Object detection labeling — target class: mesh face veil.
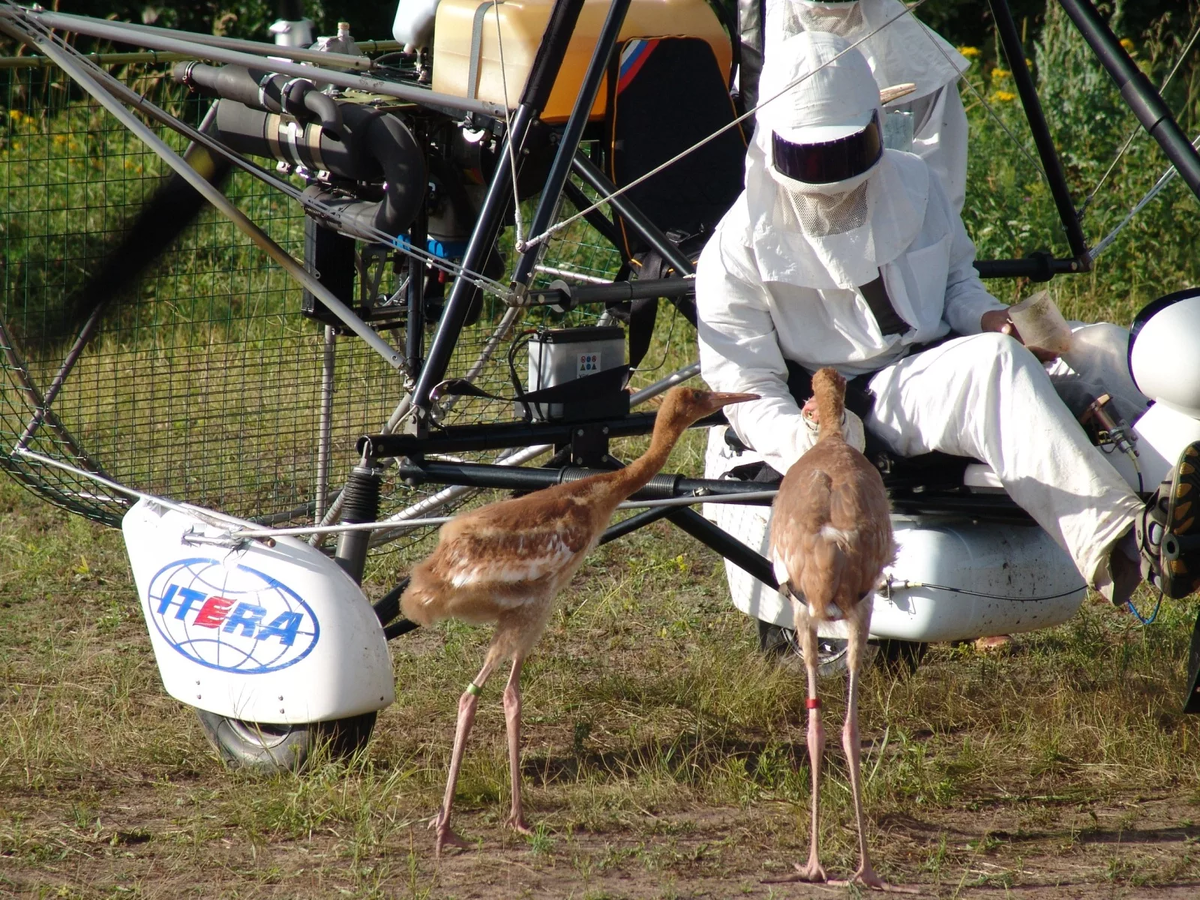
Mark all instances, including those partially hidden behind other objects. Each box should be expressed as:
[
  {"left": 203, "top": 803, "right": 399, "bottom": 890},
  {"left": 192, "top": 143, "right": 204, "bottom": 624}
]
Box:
[
  {"left": 778, "top": 179, "right": 870, "bottom": 237},
  {"left": 772, "top": 109, "right": 882, "bottom": 185}
]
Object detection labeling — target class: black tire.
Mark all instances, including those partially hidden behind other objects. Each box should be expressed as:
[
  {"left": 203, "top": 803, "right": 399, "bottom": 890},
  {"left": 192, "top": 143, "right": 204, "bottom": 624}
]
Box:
[
  {"left": 875, "top": 638, "right": 928, "bottom": 675},
  {"left": 757, "top": 619, "right": 927, "bottom": 676},
  {"left": 196, "top": 710, "right": 377, "bottom": 772},
  {"left": 757, "top": 619, "right": 852, "bottom": 676}
]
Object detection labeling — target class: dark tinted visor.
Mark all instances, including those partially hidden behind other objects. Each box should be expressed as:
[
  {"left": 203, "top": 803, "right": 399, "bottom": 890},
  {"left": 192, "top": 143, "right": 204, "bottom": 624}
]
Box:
[{"left": 771, "top": 109, "right": 882, "bottom": 185}]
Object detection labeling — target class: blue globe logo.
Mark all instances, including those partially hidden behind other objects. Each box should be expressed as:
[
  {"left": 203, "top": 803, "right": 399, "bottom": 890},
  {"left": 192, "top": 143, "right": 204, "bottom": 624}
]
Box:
[{"left": 146, "top": 557, "right": 321, "bottom": 673}]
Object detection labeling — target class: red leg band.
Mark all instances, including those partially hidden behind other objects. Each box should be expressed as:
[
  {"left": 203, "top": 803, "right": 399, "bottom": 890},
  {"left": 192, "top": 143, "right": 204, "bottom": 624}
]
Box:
[{"left": 806, "top": 698, "right": 821, "bottom": 710}]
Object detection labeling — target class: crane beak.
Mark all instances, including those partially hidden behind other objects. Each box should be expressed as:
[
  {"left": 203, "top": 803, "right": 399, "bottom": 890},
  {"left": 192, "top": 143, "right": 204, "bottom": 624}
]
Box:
[{"left": 710, "top": 391, "right": 760, "bottom": 408}]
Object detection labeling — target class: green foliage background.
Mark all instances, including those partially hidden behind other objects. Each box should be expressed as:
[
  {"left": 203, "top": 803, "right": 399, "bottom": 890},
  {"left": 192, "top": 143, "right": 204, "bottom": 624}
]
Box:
[{"left": 956, "top": 0, "right": 1200, "bottom": 319}]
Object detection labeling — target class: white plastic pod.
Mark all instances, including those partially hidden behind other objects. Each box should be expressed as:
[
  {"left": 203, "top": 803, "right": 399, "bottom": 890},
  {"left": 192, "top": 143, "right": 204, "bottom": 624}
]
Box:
[
  {"left": 122, "top": 498, "right": 395, "bottom": 725},
  {"left": 868, "top": 515, "right": 1087, "bottom": 642},
  {"left": 706, "top": 467, "right": 1087, "bottom": 642}
]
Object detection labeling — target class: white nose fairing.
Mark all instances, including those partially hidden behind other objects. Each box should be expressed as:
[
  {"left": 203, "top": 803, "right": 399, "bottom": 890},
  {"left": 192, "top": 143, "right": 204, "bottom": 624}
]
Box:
[{"left": 122, "top": 498, "right": 394, "bottom": 724}]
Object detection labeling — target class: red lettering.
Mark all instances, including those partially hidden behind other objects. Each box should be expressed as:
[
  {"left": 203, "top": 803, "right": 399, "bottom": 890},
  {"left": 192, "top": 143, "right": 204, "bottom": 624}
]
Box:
[{"left": 193, "top": 596, "right": 235, "bottom": 628}]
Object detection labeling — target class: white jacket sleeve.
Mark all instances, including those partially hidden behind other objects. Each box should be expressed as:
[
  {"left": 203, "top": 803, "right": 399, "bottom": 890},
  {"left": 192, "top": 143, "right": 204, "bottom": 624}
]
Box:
[
  {"left": 937, "top": 177, "right": 1007, "bottom": 336},
  {"left": 696, "top": 229, "right": 865, "bottom": 476}
]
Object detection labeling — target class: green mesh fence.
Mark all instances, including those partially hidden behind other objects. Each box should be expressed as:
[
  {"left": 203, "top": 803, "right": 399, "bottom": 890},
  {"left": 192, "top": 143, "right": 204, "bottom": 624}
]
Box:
[{"left": 0, "top": 52, "right": 625, "bottom": 549}]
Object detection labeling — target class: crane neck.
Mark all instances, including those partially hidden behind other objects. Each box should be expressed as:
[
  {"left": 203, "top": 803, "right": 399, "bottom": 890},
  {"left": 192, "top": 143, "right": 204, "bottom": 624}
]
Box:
[
  {"left": 613, "top": 413, "right": 690, "bottom": 497},
  {"left": 816, "top": 389, "right": 846, "bottom": 443}
]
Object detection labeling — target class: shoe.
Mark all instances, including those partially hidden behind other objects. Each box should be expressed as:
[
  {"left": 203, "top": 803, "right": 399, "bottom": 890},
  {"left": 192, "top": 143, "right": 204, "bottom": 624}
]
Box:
[{"left": 1137, "top": 441, "right": 1200, "bottom": 599}]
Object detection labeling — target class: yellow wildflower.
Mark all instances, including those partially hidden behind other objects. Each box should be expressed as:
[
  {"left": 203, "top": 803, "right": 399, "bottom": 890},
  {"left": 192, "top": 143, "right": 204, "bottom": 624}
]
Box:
[
  {"left": 8, "top": 109, "right": 22, "bottom": 122},
  {"left": 992, "top": 67, "right": 1011, "bottom": 80},
  {"left": 994, "top": 90, "right": 1017, "bottom": 102},
  {"left": 959, "top": 46, "right": 981, "bottom": 58},
  {"left": 1120, "top": 38, "right": 1134, "bottom": 51},
  {"left": 52, "top": 134, "right": 66, "bottom": 145}
]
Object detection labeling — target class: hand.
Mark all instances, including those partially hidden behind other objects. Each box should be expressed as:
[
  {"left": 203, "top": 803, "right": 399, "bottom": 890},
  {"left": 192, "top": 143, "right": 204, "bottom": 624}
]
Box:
[{"left": 980, "top": 309, "right": 1060, "bottom": 363}]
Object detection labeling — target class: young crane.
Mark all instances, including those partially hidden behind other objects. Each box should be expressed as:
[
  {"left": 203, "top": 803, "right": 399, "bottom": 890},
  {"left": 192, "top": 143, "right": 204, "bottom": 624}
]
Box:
[
  {"left": 401, "top": 385, "right": 758, "bottom": 855},
  {"left": 768, "top": 367, "right": 908, "bottom": 892}
]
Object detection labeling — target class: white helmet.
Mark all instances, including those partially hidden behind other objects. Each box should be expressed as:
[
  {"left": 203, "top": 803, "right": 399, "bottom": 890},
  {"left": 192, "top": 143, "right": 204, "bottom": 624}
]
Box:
[{"left": 757, "top": 31, "right": 883, "bottom": 186}]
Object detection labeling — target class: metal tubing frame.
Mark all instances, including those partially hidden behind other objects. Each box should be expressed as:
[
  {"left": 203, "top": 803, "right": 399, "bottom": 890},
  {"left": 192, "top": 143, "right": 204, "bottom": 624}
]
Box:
[
  {"left": 410, "top": 0, "right": 589, "bottom": 420},
  {"left": 405, "top": 185, "right": 429, "bottom": 376},
  {"left": 26, "top": 9, "right": 379, "bottom": 71},
  {"left": 4, "top": 6, "right": 504, "bottom": 117},
  {"left": 561, "top": 179, "right": 628, "bottom": 254},
  {"left": 511, "top": 0, "right": 635, "bottom": 289},
  {"left": 360, "top": 410, "right": 731, "bottom": 458},
  {"left": 395, "top": 459, "right": 776, "bottom": 502},
  {"left": 527, "top": 277, "right": 694, "bottom": 308},
  {"left": 1057, "top": 0, "right": 1200, "bottom": 204},
  {"left": 16, "top": 0, "right": 1188, "bottom": 596},
  {"left": 571, "top": 152, "right": 696, "bottom": 275},
  {"left": 992, "top": 0, "right": 1091, "bottom": 268}
]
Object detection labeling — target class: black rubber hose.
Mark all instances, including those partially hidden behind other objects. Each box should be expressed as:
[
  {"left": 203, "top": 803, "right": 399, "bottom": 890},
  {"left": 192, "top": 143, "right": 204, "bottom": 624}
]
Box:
[
  {"left": 176, "top": 62, "right": 344, "bottom": 137},
  {"left": 295, "top": 86, "right": 343, "bottom": 137},
  {"left": 214, "top": 100, "right": 426, "bottom": 235}
]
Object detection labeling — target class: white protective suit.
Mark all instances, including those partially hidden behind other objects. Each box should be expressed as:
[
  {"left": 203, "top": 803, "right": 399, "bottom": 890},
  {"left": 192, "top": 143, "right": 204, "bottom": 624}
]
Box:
[
  {"left": 700, "top": 32, "right": 1147, "bottom": 627},
  {"left": 751, "top": 0, "right": 970, "bottom": 212}
]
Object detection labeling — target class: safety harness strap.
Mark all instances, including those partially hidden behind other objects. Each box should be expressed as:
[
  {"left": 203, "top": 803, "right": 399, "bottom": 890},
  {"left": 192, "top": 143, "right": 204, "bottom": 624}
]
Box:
[{"left": 467, "top": 0, "right": 505, "bottom": 101}]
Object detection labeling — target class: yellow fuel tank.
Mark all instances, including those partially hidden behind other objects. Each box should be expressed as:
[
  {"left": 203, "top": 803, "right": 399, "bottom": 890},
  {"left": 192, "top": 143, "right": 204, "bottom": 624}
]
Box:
[{"left": 432, "top": 0, "right": 732, "bottom": 122}]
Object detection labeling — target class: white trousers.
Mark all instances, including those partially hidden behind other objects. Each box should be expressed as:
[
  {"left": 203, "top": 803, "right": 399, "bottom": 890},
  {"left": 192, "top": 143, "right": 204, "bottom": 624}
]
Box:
[
  {"left": 705, "top": 323, "right": 1148, "bottom": 623},
  {"left": 865, "top": 326, "right": 1145, "bottom": 586}
]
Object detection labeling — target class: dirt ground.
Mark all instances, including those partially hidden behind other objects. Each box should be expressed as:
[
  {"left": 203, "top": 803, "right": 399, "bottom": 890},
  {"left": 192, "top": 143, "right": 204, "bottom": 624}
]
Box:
[{"left": 5, "top": 779, "right": 1200, "bottom": 898}]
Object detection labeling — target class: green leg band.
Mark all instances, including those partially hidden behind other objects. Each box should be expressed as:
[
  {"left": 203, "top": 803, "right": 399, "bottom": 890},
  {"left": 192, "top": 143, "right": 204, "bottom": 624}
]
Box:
[{"left": 465, "top": 682, "right": 481, "bottom": 696}]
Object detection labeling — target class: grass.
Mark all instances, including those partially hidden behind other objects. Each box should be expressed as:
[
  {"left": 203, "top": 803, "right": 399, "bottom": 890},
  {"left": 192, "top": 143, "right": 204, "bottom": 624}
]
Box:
[{"left": 5, "top": 459, "right": 1200, "bottom": 896}]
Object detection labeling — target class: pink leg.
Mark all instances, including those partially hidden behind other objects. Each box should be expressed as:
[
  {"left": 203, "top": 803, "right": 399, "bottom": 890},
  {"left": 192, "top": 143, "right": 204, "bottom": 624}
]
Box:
[
  {"left": 831, "top": 601, "right": 916, "bottom": 894},
  {"left": 502, "top": 655, "right": 533, "bottom": 834},
  {"left": 431, "top": 653, "right": 499, "bottom": 856},
  {"left": 768, "top": 604, "right": 829, "bottom": 884},
  {"left": 796, "top": 614, "right": 828, "bottom": 882}
]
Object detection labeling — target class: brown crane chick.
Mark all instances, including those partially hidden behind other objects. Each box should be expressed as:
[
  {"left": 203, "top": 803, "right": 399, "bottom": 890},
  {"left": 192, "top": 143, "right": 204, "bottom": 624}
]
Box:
[
  {"left": 768, "top": 367, "right": 908, "bottom": 892},
  {"left": 401, "top": 385, "right": 758, "bottom": 855}
]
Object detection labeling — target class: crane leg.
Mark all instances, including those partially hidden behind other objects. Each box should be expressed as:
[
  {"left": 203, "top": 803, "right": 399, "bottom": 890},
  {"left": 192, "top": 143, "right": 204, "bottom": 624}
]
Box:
[
  {"left": 796, "top": 612, "right": 828, "bottom": 882},
  {"left": 834, "top": 598, "right": 916, "bottom": 893},
  {"left": 767, "top": 602, "right": 829, "bottom": 884},
  {"left": 503, "top": 654, "right": 533, "bottom": 834},
  {"left": 431, "top": 651, "right": 501, "bottom": 856}
]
